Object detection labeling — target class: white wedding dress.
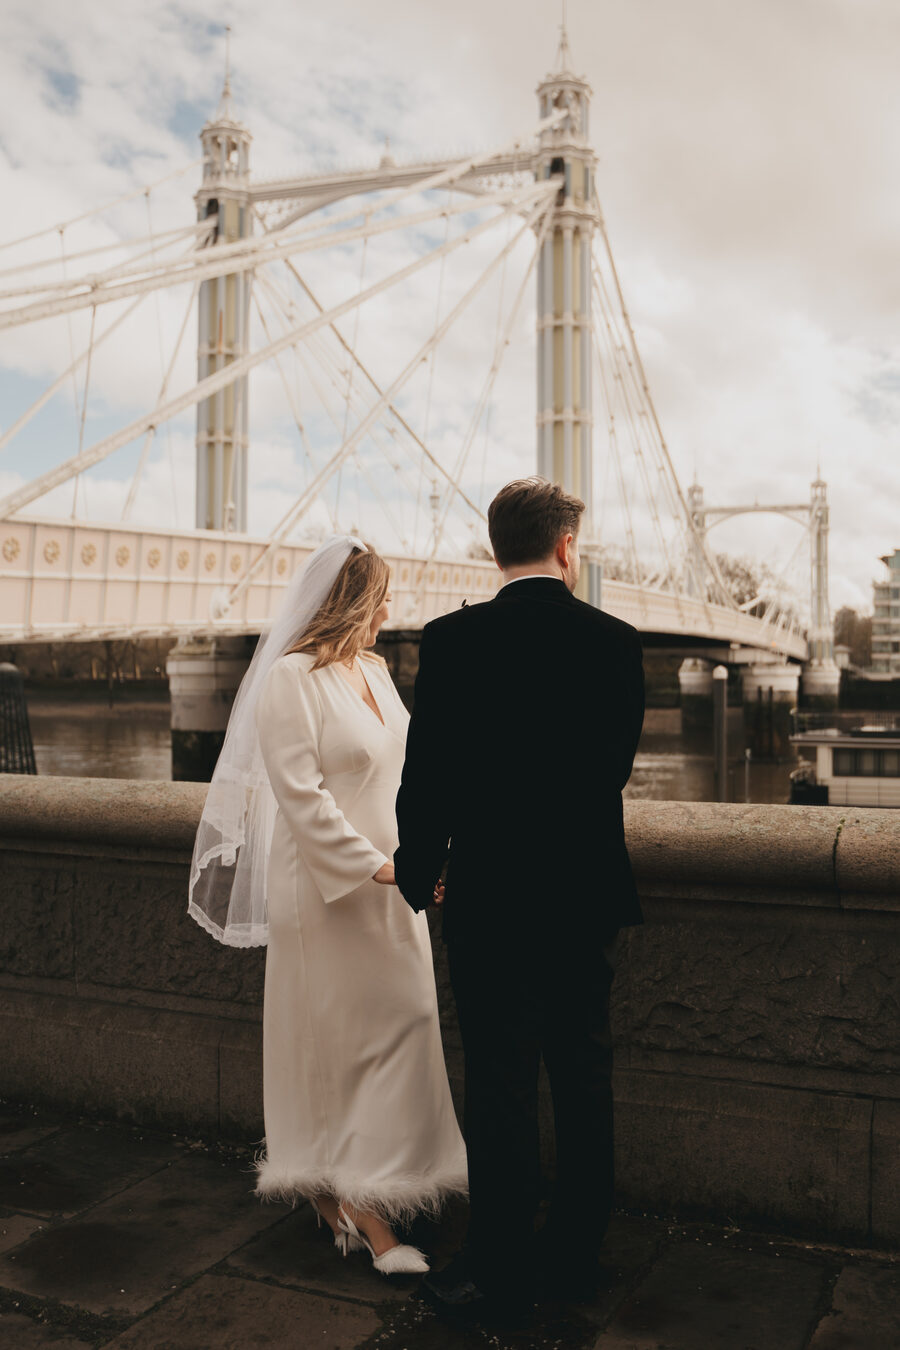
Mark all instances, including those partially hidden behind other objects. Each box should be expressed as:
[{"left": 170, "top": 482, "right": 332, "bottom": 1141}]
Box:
[{"left": 253, "top": 649, "right": 467, "bottom": 1222}]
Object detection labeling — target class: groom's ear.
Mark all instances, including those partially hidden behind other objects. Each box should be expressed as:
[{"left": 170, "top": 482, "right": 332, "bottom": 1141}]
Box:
[
  {"left": 493, "top": 555, "right": 503, "bottom": 571},
  {"left": 555, "top": 533, "right": 574, "bottom": 571}
]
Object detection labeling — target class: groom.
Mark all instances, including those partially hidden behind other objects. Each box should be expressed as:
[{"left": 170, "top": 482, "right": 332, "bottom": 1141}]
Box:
[{"left": 394, "top": 477, "right": 645, "bottom": 1312}]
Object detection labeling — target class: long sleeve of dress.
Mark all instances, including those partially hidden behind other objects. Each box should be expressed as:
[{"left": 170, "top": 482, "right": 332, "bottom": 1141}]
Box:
[{"left": 257, "top": 658, "right": 389, "bottom": 904}]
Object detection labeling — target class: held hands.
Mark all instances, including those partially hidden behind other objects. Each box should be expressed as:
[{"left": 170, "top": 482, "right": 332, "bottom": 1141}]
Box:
[{"left": 371, "top": 862, "right": 443, "bottom": 905}]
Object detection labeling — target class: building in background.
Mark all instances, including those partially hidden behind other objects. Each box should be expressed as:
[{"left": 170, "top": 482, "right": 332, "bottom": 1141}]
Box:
[{"left": 871, "top": 549, "right": 900, "bottom": 674}]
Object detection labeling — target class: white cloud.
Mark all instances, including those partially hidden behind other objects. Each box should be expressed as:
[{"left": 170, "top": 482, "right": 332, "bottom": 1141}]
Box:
[{"left": 0, "top": 0, "right": 897, "bottom": 618}]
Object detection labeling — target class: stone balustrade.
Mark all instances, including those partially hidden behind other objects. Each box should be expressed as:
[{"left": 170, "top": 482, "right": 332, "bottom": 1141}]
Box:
[{"left": 0, "top": 775, "right": 897, "bottom": 1246}]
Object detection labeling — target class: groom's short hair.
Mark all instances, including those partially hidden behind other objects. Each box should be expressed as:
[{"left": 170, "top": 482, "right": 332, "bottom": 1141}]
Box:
[{"left": 488, "top": 477, "right": 585, "bottom": 567}]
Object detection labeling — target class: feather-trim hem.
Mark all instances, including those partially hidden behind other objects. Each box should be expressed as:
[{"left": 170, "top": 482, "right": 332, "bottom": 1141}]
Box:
[{"left": 253, "top": 1156, "right": 469, "bottom": 1226}]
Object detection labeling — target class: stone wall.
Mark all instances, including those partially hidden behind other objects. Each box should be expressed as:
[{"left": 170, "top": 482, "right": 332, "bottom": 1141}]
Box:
[{"left": 0, "top": 776, "right": 897, "bottom": 1246}]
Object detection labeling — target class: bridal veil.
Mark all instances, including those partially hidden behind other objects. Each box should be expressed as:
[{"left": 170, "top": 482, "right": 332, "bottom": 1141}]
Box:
[{"left": 188, "top": 534, "right": 366, "bottom": 947}]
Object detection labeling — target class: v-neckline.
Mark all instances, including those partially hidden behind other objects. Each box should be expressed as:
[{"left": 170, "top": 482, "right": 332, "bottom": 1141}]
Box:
[{"left": 331, "top": 659, "right": 386, "bottom": 728}]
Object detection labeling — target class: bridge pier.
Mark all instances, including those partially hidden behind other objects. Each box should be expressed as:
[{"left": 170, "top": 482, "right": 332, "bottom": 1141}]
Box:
[
  {"left": 166, "top": 635, "right": 256, "bottom": 782},
  {"left": 742, "top": 663, "right": 800, "bottom": 760},
  {"left": 801, "top": 664, "right": 841, "bottom": 711},
  {"left": 678, "top": 659, "right": 714, "bottom": 733}
]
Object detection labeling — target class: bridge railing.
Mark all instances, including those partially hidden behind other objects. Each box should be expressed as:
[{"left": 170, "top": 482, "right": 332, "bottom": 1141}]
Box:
[
  {"left": 1, "top": 515, "right": 808, "bottom": 658},
  {"left": 0, "top": 516, "right": 502, "bottom": 642}
]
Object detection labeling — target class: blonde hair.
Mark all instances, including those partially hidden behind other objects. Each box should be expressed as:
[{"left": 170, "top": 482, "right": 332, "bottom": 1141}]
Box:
[{"left": 288, "top": 545, "right": 390, "bottom": 669}]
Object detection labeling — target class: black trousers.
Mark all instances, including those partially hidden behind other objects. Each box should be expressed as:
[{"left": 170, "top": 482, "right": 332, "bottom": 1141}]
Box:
[{"left": 447, "top": 929, "right": 618, "bottom": 1299}]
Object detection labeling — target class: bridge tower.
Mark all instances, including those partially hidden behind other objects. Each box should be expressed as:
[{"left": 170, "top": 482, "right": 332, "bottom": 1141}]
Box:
[
  {"left": 535, "top": 26, "right": 599, "bottom": 594},
  {"left": 194, "top": 39, "right": 252, "bottom": 533},
  {"left": 801, "top": 475, "right": 840, "bottom": 707}
]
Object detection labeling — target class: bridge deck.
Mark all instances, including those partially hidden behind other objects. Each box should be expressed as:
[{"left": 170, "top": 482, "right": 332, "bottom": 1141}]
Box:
[{"left": 0, "top": 516, "right": 807, "bottom": 660}]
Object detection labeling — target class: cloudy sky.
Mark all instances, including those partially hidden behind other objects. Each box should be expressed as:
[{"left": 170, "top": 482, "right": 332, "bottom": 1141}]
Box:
[{"left": 1, "top": 0, "right": 898, "bottom": 611}]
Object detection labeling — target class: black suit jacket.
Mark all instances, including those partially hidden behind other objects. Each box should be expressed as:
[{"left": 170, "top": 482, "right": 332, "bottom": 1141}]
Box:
[{"left": 394, "top": 577, "right": 645, "bottom": 946}]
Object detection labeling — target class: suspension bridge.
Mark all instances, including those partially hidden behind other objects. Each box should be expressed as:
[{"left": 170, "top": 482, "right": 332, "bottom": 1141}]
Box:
[{"left": 0, "top": 28, "right": 834, "bottom": 696}]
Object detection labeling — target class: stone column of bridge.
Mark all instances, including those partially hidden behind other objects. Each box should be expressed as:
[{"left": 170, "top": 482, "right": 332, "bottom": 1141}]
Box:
[
  {"left": 167, "top": 57, "right": 254, "bottom": 781},
  {"left": 195, "top": 62, "right": 252, "bottom": 534},
  {"left": 800, "top": 476, "right": 840, "bottom": 708},
  {"left": 535, "top": 33, "right": 601, "bottom": 603}
]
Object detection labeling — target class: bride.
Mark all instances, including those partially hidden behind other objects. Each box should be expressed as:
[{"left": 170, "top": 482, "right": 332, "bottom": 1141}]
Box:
[{"left": 188, "top": 536, "right": 467, "bottom": 1275}]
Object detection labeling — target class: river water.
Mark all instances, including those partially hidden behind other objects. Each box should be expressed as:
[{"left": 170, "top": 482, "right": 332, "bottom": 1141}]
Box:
[{"left": 26, "top": 699, "right": 798, "bottom": 804}]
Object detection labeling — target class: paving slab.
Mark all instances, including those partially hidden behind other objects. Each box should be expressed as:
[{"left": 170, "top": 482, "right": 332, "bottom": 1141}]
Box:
[
  {"left": 226, "top": 1200, "right": 415, "bottom": 1306},
  {"left": 104, "top": 1273, "right": 382, "bottom": 1350},
  {"left": 0, "top": 1154, "right": 285, "bottom": 1317},
  {"left": 601, "top": 1215, "right": 669, "bottom": 1277},
  {"left": 594, "top": 1240, "right": 828, "bottom": 1350},
  {"left": 0, "top": 1214, "right": 45, "bottom": 1254},
  {"left": 373, "top": 1294, "right": 607, "bottom": 1350},
  {"left": 0, "top": 1125, "right": 182, "bottom": 1217},
  {"left": 0, "top": 1311, "right": 92, "bottom": 1348},
  {"left": 807, "top": 1263, "right": 900, "bottom": 1350},
  {"left": 0, "top": 1108, "right": 62, "bottom": 1156}
]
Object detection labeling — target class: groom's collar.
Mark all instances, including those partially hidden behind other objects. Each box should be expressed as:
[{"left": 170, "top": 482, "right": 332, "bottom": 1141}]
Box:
[{"left": 492, "top": 575, "right": 575, "bottom": 604}]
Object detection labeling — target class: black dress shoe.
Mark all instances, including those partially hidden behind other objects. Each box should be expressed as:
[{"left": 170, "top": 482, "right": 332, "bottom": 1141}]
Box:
[
  {"left": 422, "top": 1253, "right": 486, "bottom": 1308},
  {"left": 423, "top": 1255, "right": 533, "bottom": 1327}
]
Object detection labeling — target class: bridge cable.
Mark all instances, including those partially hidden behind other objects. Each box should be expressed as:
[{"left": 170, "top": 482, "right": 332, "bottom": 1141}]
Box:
[
  {"left": 271, "top": 244, "right": 496, "bottom": 523},
  {"left": 476, "top": 204, "right": 514, "bottom": 515},
  {"left": 0, "top": 159, "right": 203, "bottom": 256},
  {"left": 0, "top": 182, "right": 546, "bottom": 332},
  {"left": 592, "top": 192, "right": 736, "bottom": 610},
  {"left": 420, "top": 196, "right": 555, "bottom": 582},
  {"left": 591, "top": 318, "right": 643, "bottom": 600},
  {"left": 0, "top": 227, "right": 213, "bottom": 460},
  {"left": 297, "top": 333, "right": 410, "bottom": 546},
  {"left": 288, "top": 304, "right": 457, "bottom": 549},
  {"left": 57, "top": 228, "right": 88, "bottom": 520},
  {"left": 257, "top": 259, "right": 457, "bottom": 538},
  {"left": 591, "top": 262, "right": 684, "bottom": 591},
  {"left": 122, "top": 281, "right": 200, "bottom": 522},
  {"left": 71, "top": 304, "right": 97, "bottom": 520},
  {"left": 0, "top": 222, "right": 209, "bottom": 297},
  {"left": 143, "top": 189, "right": 180, "bottom": 527},
  {"left": 223, "top": 192, "right": 552, "bottom": 613},
  {"left": 334, "top": 222, "right": 369, "bottom": 526},
  {"left": 0, "top": 179, "right": 555, "bottom": 521},
  {"left": 248, "top": 108, "right": 569, "bottom": 243},
  {"left": 414, "top": 191, "right": 453, "bottom": 553},
  {"left": 251, "top": 279, "right": 340, "bottom": 530},
  {"left": 255, "top": 226, "right": 499, "bottom": 543},
  {"left": 288, "top": 311, "right": 421, "bottom": 541}
]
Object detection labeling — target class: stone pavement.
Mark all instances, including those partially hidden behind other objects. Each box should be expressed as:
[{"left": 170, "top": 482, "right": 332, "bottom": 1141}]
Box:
[{"left": 0, "top": 1105, "right": 897, "bottom": 1350}]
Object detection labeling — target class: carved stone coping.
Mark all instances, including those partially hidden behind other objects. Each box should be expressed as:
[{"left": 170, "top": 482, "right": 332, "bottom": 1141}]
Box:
[{"left": 0, "top": 777, "right": 897, "bottom": 911}]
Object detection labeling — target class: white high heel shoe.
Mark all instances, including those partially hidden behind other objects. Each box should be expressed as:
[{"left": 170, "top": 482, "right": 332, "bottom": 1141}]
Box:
[
  {"left": 309, "top": 1197, "right": 364, "bottom": 1253},
  {"left": 336, "top": 1207, "right": 429, "bottom": 1276}
]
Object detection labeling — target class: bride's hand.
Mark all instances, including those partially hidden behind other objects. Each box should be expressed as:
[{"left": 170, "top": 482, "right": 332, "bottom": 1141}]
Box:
[
  {"left": 373, "top": 862, "right": 395, "bottom": 885},
  {"left": 433, "top": 881, "right": 445, "bottom": 907}
]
